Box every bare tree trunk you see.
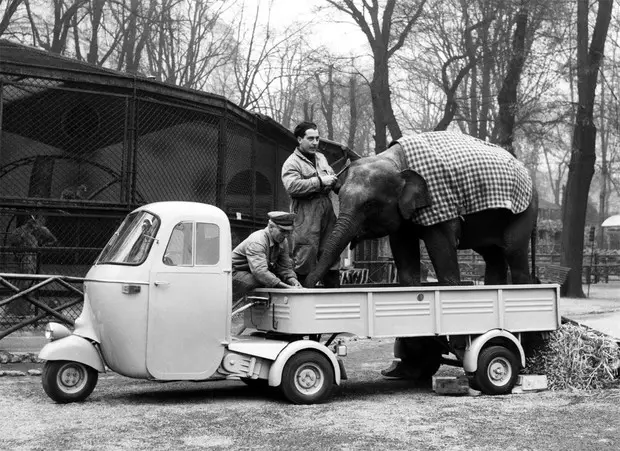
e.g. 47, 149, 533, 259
495, 4, 528, 156
326, 0, 426, 153
478, 47, 492, 139
316, 64, 335, 140
122, 0, 138, 73
0, 0, 25, 36
86, 0, 106, 64
25, 0, 87, 54
560, 0, 612, 297
348, 75, 358, 149
370, 56, 389, 152
303, 101, 315, 122
597, 67, 608, 248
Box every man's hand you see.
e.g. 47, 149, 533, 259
275, 279, 303, 289
320, 174, 337, 187
287, 278, 303, 288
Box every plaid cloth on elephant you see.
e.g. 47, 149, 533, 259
395, 131, 533, 226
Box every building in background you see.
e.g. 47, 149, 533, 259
0, 40, 357, 277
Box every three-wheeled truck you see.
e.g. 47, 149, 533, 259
39, 201, 561, 404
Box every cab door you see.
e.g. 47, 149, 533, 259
146, 221, 229, 379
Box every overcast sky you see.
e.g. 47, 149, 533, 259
234, 0, 368, 55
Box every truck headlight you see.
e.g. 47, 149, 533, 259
44, 322, 71, 341
336, 344, 347, 357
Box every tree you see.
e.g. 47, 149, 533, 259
24, 0, 88, 54
0, 0, 26, 37
144, 0, 235, 88
325, 0, 427, 153
261, 35, 310, 129
215, 1, 306, 110
494, 1, 529, 155
560, 0, 612, 297
423, 1, 491, 131
315, 63, 337, 140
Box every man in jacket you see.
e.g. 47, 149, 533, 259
231, 211, 302, 302
281, 121, 340, 288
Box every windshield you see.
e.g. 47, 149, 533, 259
96, 211, 161, 265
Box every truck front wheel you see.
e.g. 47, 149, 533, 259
281, 351, 335, 404
474, 346, 519, 395
42, 360, 98, 403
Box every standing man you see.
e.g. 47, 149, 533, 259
231, 211, 302, 302
281, 121, 340, 288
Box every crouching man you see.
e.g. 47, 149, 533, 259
231, 211, 303, 303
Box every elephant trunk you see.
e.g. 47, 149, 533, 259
304, 212, 362, 288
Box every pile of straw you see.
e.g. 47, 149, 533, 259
524, 322, 620, 390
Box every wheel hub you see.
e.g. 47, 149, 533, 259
489, 359, 510, 383
297, 368, 319, 389
61, 367, 82, 387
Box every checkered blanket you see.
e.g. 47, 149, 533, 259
396, 131, 533, 226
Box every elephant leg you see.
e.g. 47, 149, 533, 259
321, 270, 341, 288
476, 246, 509, 285
420, 220, 461, 285
389, 223, 422, 286
383, 225, 425, 378
506, 247, 531, 284
383, 222, 460, 380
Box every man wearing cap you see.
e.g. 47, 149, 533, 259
281, 121, 340, 288
231, 211, 302, 301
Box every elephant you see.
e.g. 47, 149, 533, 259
304, 131, 538, 288
303, 131, 538, 380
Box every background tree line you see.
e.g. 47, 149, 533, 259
1, 0, 618, 296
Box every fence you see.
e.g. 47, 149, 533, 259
352, 237, 620, 285
0, 75, 293, 325
0, 41, 355, 335
0, 273, 83, 339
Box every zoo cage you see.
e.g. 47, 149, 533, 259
0, 40, 353, 333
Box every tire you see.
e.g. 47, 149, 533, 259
42, 360, 98, 403
474, 346, 519, 395
465, 372, 481, 391
280, 351, 335, 405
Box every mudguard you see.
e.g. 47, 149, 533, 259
463, 329, 525, 373
268, 340, 341, 387
39, 335, 106, 373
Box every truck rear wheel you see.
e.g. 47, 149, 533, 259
42, 360, 98, 403
281, 351, 335, 404
474, 346, 519, 395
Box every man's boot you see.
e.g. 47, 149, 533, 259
380, 360, 419, 379
322, 270, 341, 288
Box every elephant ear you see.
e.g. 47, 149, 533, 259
398, 169, 432, 220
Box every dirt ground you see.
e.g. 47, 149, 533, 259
2, 282, 619, 450
2, 336, 620, 451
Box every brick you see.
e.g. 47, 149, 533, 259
516, 375, 548, 391
1, 370, 27, 377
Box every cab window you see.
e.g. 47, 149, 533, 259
196, 223, 219, 265
96, 211, 160, 265
164, 222, 193, 266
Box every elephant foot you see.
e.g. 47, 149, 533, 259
322, 270, 341, 288
380, 360, 420, 380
